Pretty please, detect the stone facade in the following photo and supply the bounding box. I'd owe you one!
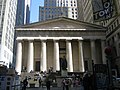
[15,17,106,75]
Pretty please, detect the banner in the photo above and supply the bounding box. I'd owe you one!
[92,0,117,21]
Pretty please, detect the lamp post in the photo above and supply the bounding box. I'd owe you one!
[104,46,113,90]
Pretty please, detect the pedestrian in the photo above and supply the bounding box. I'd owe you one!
[79,78,83,86]
[62,79,65,90]
[83,72,89,90]
[22,77,28,90]
[39,77,42,87]
[65,79,69,90]
[73,79,76,87]
[89,74,95,90]
[75,78,79,87]
[46,79,51,90]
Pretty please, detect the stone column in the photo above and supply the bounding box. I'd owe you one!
[41,40,47,71]
[15,40,22,75]
[90,40,96,64]
[101,40,106,64]
[66,40,73,72]
[54,39,60,72]
[27,40,34,73]
[78,40,85,72]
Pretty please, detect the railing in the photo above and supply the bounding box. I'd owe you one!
[11,84,22,90]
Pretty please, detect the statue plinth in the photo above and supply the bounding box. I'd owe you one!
[61,70,67,76]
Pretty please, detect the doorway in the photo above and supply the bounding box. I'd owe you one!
[35,61,40,71]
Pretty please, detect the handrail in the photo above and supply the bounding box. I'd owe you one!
[11,84,22,90]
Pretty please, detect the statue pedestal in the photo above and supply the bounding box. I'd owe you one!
[61,70,67,77]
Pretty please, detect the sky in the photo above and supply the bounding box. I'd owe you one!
[30,0,44,23]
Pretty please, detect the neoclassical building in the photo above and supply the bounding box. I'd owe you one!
[15,17,106,75]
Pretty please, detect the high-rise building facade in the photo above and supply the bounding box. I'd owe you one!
[39,0,78,21]
[16,0,31,26]
[78,0,120,76]
[24,0,30,24]
[105,1,120,75]
[0,0,17,67]
[16,0,24,26]
[77,0,84,21]
[77,0,93,23]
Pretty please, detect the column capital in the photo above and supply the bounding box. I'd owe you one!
[16,37,23,41]
[17,40,23,44]
[90,39,96,41]
[66,39,72,41]
[53,39,59,42]
[41,39,47,42]
[78,39,83,42]
[28,39,34,41]
[28,39,34,43]
[16,39,23,42]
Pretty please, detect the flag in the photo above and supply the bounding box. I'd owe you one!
[92,0,117,21]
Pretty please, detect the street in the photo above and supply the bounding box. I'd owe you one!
[27,86,84,90]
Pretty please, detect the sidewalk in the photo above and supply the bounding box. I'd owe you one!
[27,86,84,90]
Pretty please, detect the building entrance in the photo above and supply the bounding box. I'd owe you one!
[35,61,40,71]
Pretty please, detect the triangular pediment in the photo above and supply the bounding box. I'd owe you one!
[16,17,106,30]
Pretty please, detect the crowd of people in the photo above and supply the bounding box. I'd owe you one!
[60,72,95,90]
[21,69,95,90]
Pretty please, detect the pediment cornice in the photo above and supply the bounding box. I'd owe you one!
[16,17,106,30]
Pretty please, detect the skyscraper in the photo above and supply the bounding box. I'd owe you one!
[0,0,17,67]
[16,0,24,26]
[77,0,84,21]
[16,0,31,26]
[24,0,30,24]
[77,0,94,23]
[39,0,78,21]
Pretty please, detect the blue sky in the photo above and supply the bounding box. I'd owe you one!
[30,0,44,23]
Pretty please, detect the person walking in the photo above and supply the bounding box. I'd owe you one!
[22,77,28,90]
[46,79,51,90]
[62,79,66,90]
[65,79,69,90]
[83,72,89,90]
[39,77,42,87]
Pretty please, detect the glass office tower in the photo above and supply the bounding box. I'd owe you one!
[39,0,78,21]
